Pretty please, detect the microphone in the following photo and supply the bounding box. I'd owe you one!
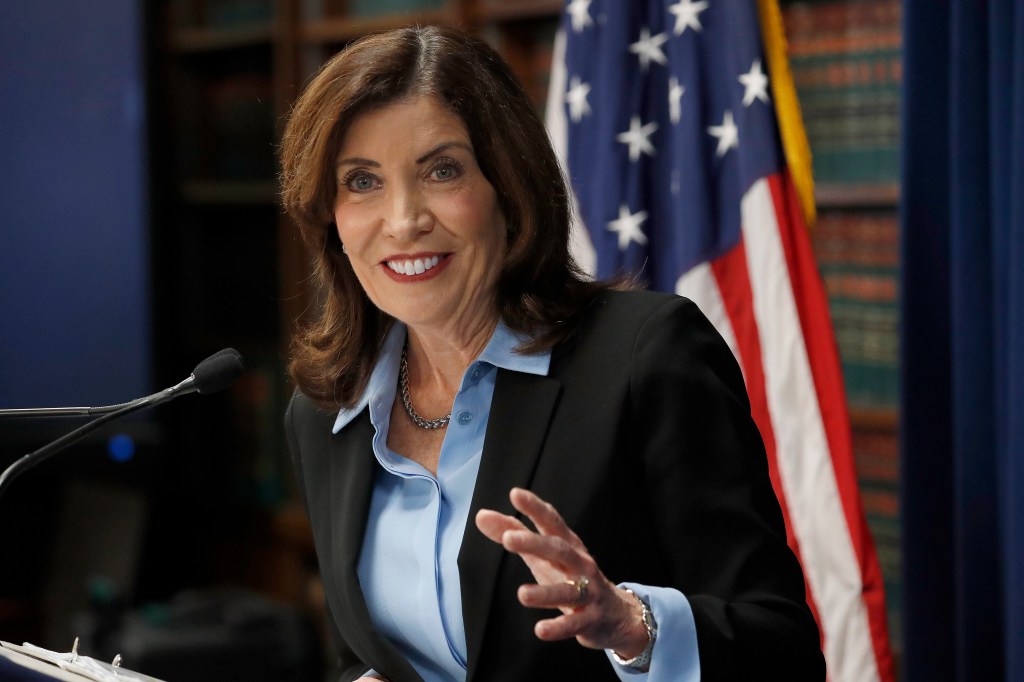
[191,348,246,395]
[0,348,245,418]
[0,349,245,501]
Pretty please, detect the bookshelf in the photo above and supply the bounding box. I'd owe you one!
[780,0,903,657]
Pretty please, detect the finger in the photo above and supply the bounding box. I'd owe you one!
[517,581,588,610]
[509,488,584,547]
[478,509,581,586]
[475,508,528,545]
[501,530,591,575]
[533,598,637,652]
[533,609,592,642]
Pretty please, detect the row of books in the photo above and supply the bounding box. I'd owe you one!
[310,0,547,23]
[783,0,901,40]
[811,211,899,408]
[170,0,561,30]
[787,2,904,646]
[782,0,902,184]
[170,0,273,28]
[850,426,901,647]
[345,0,445,18]
[171,0,456,28]
[166,1,560,181]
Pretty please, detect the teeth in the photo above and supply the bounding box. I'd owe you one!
[388,255,441,276]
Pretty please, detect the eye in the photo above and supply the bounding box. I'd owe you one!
[429,158,463,182]
[343,171,379,193]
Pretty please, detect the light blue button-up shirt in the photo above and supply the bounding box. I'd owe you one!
[332,321,700,682]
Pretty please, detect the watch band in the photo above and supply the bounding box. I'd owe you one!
[611,588,658,670]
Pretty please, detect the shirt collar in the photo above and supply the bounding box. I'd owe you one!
[477,320,551,377]
[332,319,551,434]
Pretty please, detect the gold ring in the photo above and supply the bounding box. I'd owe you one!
[565,575,589,604]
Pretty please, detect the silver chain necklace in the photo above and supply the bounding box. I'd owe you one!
[399,345,450,430]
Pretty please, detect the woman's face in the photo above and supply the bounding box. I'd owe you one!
[333,96,506,338]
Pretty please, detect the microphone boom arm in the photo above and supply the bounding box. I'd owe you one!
[0,347,242,503]
[0,379,195,419]
[0,380,190,501]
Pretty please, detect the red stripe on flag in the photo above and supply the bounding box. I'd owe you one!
[709,240,826,649]
[766,172,896,681]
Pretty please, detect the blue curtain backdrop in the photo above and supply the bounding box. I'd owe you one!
[0,1,151,408]
[901,0,1024,679]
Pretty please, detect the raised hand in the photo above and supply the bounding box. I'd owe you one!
[475,487,649,659]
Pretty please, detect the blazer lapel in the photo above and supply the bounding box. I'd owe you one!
[459,368,561,681]
[328,410,422,681]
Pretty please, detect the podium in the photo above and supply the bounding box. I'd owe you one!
[1,589,324,682]
[0,641,164,682]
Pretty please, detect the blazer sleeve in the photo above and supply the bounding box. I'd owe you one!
[628,297,825,680]
[284,393,376,682]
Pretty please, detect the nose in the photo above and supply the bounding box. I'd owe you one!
[383,184,433,242]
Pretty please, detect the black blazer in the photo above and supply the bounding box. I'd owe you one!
[285,291,825,681]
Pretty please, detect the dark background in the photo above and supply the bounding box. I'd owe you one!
[0,1,302,666]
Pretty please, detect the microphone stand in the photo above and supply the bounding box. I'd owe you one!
[0,401,146,418]
[0,378,194,502]
[0,348,243,503]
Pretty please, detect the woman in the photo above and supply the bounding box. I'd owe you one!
[281,26,824,682]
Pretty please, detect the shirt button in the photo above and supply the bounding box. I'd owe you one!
[456,411,473,425]
[471,368,482,380]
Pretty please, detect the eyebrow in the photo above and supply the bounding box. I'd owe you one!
[336,156,380,169]
[415,141,473,164]
[336,141,473,169]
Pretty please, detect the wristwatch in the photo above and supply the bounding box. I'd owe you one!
[611,588,658,670]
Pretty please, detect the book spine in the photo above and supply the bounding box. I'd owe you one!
[206,0,274,27]
[346,0,447,18]
[812,211,900,408]
[783,0,902,183]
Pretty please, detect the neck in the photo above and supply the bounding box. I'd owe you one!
[405,314,499,396]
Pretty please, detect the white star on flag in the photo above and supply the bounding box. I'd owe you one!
[616,116,658,161]
[667,0,709,36]
[566,0,593,33]
[565,76,592,122]
[607,204,649,250]
[707,110,739,157]
[628,28,669,70]
[669,76,685,124]
[739,59,770,106]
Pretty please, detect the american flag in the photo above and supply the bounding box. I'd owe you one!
[546,1,895,679]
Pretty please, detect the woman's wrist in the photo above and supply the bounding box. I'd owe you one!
[611,588,658,670]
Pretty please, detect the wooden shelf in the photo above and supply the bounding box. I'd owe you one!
[180,179,279,205]
[299,9,457,44]
[815,182,900,209]
[170,23,274,52]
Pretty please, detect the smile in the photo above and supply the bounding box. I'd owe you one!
[386,255,441,275]
[381,254,451,282]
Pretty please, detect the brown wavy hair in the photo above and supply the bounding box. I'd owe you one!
[280,26,605,409]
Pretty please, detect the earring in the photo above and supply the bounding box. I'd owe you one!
[341,243,347,254]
